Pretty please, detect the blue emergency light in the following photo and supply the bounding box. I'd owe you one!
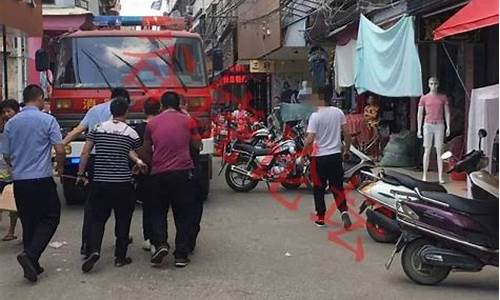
[92,16,187,29]
[93,16,144,27]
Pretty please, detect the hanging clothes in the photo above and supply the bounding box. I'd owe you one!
[334,39,357,92]
[355,15,423,97]
[308,48,329,88]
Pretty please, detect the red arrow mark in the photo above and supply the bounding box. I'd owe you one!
[328,231,365,262]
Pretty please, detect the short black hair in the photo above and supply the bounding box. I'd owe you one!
[110,88,130,104]
[143,99,160,116]
[313,87,327,101]
[1,99,20,113]
[23,84,44,103]
[110,97,129,117]
[160,91,181,110]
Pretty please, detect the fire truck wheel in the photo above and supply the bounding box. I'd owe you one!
[61,177,87,205]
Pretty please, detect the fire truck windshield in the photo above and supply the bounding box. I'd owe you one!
[54,36,207,89]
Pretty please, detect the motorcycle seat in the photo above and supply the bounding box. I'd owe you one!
[420,191,499,215]
[383,171,447,193]
[234,143,270,156]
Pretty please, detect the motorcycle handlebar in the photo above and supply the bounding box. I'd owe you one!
[451,150,483,174]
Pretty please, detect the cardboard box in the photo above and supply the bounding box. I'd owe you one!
[0,184,17,212]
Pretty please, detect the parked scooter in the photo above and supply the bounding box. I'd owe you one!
[359,129,499,243]
[385,129,499,285]
[358,170,447,243]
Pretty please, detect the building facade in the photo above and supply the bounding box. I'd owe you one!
[0,0,43,100]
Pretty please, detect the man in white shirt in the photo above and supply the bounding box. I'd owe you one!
[303,88,352,228]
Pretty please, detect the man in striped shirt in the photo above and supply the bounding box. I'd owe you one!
[77,97,147,273]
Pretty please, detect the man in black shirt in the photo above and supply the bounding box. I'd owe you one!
[134,99,161,251]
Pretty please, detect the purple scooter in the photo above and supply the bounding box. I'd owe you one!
[385,129,499,285]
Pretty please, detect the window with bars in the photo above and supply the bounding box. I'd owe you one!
[75,0,89,9]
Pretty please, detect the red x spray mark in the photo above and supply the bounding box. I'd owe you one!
[267,152,368,263]
[116,38,370,262]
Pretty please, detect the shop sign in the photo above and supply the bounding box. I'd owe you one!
[250,60,274,73]
[221,75,247,85]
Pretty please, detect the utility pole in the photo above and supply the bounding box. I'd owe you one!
[2,25,8,99]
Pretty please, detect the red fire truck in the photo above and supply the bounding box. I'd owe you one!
[35,16,218,204]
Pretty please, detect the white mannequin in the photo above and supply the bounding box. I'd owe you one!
[417,77,451,183]
[297,81,312,102]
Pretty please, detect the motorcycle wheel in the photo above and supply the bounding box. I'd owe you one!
[366,208,399,243]
[401,239,451,285]
[225,162,259,192]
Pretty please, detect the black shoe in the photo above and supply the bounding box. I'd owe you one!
[82,252,100,273]
[175,257,191,268]
[341,212,352,229]
[114,257,132,267]
[17,253,37,282]
[150,246,169,265]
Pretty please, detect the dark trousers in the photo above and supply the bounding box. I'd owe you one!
[135,175,156,241]
[150,170,194,259]
[311,153,347,216]
[13,177,60,264]
[81,156,95,250]
[87,182,135,259]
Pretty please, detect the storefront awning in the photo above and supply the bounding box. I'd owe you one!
[433,0,499,40]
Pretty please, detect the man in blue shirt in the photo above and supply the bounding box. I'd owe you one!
[61,88,130,258]
[2,85,65,282]
[62,88,130,144]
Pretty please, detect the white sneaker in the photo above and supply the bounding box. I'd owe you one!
[142,239,151,251]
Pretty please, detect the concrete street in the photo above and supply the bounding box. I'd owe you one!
[0,162,498,300]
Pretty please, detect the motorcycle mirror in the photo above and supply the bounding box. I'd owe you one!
[441,151,453,160]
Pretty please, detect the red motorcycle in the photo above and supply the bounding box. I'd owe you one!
[219,124,309,192]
